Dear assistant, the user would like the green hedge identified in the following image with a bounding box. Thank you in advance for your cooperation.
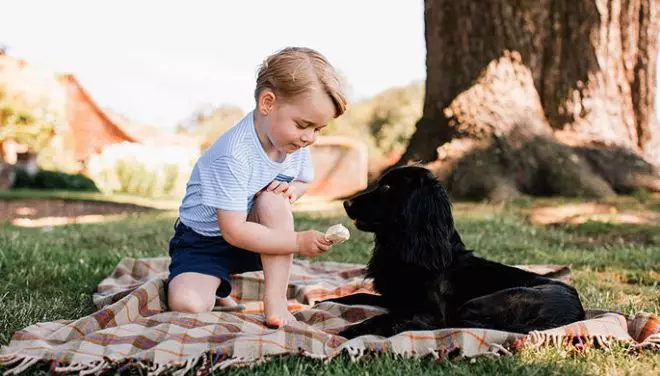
[11,169,99,191]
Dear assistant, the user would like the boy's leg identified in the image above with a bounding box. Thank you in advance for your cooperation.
[249,191,296,328]
[168,272,221,313]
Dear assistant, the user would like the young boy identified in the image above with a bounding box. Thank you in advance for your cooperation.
[167,47,348,328]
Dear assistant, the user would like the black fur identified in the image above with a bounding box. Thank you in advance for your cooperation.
[324,165,586,339]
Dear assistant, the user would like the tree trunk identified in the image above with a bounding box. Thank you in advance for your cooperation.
[0,142,16,190]
[399,0,660,201]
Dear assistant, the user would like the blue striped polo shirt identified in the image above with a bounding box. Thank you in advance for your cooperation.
[178,110,315,237]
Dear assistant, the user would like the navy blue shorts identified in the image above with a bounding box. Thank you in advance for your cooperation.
[167,218,262,297]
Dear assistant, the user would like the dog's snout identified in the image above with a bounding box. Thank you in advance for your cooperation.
[343,200,353,210]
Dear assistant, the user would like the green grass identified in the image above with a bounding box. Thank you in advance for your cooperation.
[0,189,181,210]
[1,195,659,375]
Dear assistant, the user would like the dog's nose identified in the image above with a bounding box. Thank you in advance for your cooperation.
[343,200,353,211]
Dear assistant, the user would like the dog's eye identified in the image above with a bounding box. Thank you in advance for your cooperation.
[380,184,391,193]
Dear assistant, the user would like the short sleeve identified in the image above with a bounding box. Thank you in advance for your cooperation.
[296,147,315,183]
[198,156,248,211]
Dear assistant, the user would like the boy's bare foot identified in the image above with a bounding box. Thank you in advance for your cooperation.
[264,297,296,328]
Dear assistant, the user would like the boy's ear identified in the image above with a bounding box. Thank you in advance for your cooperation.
[259,90,276,115]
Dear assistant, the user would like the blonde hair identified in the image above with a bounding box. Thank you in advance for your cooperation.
[254,47,348,117]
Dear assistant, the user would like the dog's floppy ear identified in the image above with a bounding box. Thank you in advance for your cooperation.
[401,179,455,271]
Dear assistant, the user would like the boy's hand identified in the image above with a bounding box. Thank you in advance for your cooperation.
[296,230,332,257]
[264,181,298,203]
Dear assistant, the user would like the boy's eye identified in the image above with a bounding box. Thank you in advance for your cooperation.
[296,122,306,129]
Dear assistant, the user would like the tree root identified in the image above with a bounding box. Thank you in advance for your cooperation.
[423,131,660,202]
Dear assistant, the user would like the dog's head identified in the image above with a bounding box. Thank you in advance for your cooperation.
[344,165,464,271]
[344,165,455,237]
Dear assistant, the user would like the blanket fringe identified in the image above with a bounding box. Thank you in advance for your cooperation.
[143,361,166,375]
[344,345,366,362]
[1,332,658,375]
[522,331,660,354]
[2,356,39,375]
[212,356,251,371]
[54,361,89,373]
[78,360,109,376]
[487,343,512,356]
[635,333,660,350]
[0,354,22,368]
[172,356,204,376]
[525,331,605,351]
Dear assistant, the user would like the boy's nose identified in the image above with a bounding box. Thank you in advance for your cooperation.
[301,131,317,144]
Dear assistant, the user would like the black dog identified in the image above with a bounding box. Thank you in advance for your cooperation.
[325,165,585,339]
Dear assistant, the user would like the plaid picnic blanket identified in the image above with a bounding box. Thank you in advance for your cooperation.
[1,257,658,375]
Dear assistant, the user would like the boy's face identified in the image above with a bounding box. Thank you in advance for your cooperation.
[264,86,336,153]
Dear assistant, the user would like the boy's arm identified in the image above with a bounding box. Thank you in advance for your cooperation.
[218,210,300,255]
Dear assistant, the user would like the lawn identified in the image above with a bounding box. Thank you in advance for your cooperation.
[0,189,181,210]
[0,194,659,375]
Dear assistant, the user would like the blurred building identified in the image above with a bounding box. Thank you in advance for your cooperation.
[0,54,198,172]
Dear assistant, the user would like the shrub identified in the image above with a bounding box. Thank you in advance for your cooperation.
[86,142,199,198]
[11,169,98,191]
[324,81,423,157]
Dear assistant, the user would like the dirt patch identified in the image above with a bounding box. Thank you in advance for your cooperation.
[527,203,660,226]
[526,202,660,246]
[0,199,158,227]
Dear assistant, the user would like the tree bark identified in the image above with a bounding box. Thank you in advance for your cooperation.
[399,0,660,200]
[0,142,16,190]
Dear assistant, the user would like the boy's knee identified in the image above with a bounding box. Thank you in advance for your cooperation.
[252,191,293,223]
[254,190,290,209]
[168,287,214,313]
[168,294,213,313]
